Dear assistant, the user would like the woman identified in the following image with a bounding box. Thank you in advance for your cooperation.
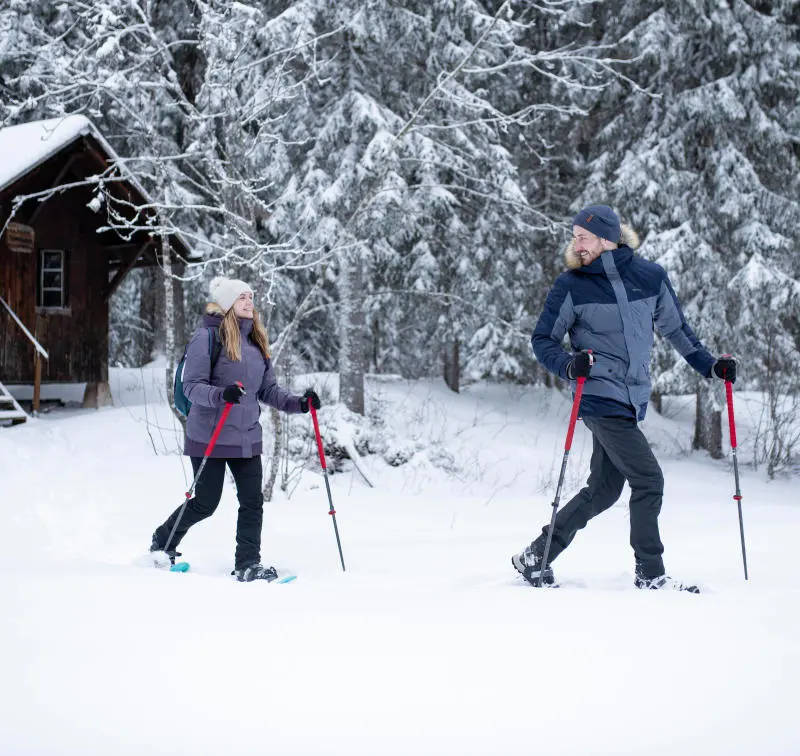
[150,277,321,582]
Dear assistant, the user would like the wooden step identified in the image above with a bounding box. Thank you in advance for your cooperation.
[0,380,28,425]
[0,409,27,419]
[0,411,27,426]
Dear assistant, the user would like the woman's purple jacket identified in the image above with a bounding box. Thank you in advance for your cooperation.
[183,312,302,458]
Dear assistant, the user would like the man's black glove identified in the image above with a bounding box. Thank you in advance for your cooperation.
[222,384,246,404]
[713,356,737,383]
[566,350,594,380]
[299,388,321,413]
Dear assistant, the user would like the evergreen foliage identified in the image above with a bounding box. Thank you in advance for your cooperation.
[1,1,797,458]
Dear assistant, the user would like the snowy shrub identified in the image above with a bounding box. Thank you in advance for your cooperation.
[382,441,419,468]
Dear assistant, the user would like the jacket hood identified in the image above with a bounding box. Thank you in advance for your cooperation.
[564,224,640,270]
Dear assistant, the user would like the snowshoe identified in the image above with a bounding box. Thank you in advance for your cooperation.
[512,551,556,587]
[634,575,700,594]
[234,563,279,583]
[150,533,182,567]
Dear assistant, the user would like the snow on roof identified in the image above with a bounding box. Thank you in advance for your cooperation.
[0,115,98,193]
[0,115,196,257]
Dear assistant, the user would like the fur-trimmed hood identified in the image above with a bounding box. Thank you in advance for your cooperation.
[205,302,226,316]
[564,224,641,270]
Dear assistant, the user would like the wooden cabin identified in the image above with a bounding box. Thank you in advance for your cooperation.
[0,116,194,420]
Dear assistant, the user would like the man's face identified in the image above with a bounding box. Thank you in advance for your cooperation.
[572,226,607,265]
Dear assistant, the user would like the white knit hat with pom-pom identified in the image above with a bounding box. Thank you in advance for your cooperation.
[209,277,253,312]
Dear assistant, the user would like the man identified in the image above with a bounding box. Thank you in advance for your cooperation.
[513,204,736,592]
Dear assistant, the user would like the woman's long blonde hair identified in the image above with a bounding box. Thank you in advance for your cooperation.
[208,303,270,361]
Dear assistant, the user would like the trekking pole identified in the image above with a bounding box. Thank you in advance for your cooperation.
[537,368,589,587]
[163,383,241,554]
[724,374,749,580]
[309,404,346,571]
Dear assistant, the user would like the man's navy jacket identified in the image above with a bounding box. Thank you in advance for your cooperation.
[532,242,716,421]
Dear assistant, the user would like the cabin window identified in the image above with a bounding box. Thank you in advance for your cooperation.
[38,249,67,309]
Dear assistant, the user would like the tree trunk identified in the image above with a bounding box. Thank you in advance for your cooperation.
[693,382,723,459]
[263,350,294,501]
[443,338,460,393]
[171,256,186,360]
[263,407,281,502]
[139,267,157,364]
[339,250,366,415]
[651,389,663,415]
[161,232,186,430]
[371,317,380,373]
[154,266,166,358]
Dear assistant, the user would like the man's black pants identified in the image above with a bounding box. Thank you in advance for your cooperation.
[531,415,665,579]
[154,456,264,570]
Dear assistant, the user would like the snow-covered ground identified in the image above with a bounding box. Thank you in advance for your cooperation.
[1,369,798,755]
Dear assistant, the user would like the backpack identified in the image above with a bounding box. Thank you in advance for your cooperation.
[174,327,223,417]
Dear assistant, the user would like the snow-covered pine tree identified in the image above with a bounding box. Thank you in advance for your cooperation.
[260,0,626,408]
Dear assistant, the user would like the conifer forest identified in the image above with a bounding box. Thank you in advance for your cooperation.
[2,0,798,473]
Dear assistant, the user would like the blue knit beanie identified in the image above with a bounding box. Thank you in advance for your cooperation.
[572,204,621,243]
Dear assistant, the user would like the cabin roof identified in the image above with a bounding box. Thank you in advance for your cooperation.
[0,115,197,259]
[0,116,107,194]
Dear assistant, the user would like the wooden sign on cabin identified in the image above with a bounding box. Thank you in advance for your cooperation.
[4,222,35,254]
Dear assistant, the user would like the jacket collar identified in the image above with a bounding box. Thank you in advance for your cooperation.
[579,245,633,276]
[201,312,254,337]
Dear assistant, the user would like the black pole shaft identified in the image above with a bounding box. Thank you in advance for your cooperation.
[536,373,587,587]
[163,455,209,554]
[163,401,234,554]
[537,451,571,587]
[725,378,748,581]
[310,406,346,571]
[323,473,346,571]
[731,446,748,580]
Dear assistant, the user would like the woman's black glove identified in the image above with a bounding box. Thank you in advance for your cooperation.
[222,384,246,404]
[299,388,321,413]
[713,356,737,383]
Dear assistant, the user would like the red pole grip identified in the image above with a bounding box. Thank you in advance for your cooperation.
[564,376,585,451]
[564,349,591,451]
[205,381,242,457]
[206,402,233,457]
[310,405,327,471]
[725,380,737,450]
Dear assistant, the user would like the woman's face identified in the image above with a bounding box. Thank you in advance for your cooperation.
[232,291,254,319]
